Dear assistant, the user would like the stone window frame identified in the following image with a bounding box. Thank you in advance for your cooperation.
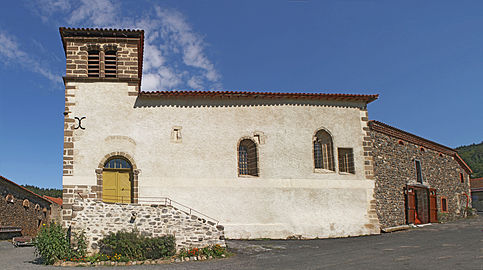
[414,159,424,184]
[459,172,464,183]
[338,147,355,174]
[237,137,260,177]
[22,199,30,208]
[5,194,14,203]
[313,128,336,173]
[96,152,140,204]
[440,196,448,213]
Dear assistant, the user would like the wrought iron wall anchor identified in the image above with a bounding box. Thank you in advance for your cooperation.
[74,117,86,130]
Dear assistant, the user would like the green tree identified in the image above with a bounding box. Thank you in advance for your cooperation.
[456,141,483,178]
[22,185,62,198]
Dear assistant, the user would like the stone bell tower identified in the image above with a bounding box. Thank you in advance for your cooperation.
[59,27,144,225]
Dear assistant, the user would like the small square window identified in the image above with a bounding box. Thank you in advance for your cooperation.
[171,126,182,143]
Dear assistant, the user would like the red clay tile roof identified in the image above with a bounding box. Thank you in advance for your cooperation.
[59,27,145,87]
[139,90,379,103]
[368,120,472,174]
[0,176,53,204]
[43,196,63,206]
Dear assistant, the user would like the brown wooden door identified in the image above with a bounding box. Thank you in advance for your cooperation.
[429,188,438,223]
[416,188,429,224]
[406,187,416,224]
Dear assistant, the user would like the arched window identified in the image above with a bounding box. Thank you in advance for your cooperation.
[87,50,100,77]
[104,158,131,169]
[314,129,335,171]
[5,194,14,203]
[104,50,117,78]
[238,139,258,176]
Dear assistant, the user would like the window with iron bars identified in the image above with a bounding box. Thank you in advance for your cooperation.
[238,139,258,176]
[338,148,355,174]
[314,130,335,171]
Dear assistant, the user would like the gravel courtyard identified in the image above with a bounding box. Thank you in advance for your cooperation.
[1,215,481,270]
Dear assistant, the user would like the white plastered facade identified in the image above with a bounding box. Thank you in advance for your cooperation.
[63,81,380,239]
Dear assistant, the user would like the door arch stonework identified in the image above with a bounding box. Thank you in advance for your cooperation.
[95,152,139,203]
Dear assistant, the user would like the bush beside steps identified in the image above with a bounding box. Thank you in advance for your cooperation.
[34,223,229,266]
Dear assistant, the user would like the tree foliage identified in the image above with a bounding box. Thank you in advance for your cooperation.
[22,185,62,198]
[456,141,483,178]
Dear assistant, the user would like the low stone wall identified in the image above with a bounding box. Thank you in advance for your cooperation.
[69,199,225,252]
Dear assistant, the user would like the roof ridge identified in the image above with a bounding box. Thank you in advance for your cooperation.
[368,120,455,152]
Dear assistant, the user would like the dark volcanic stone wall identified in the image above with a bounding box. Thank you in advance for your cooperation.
[0,180,51,237]
[371,131,471,228]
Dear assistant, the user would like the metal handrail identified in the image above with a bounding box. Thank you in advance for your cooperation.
[87,195,220,225]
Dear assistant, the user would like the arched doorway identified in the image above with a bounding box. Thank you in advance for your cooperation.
[102,157,133,203]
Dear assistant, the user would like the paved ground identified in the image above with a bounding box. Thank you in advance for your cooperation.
[1,215,482,270]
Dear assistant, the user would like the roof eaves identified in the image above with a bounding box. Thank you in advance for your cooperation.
[368,120,456,153]
[454,153,473,174]
[0,176,53,205]
[138,90,379,103]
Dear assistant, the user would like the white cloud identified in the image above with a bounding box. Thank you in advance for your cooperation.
[67,0,119,26]
[33,0,71,22]
[32,0,222,91]
[187,76,203,89]
[0,31,61,83]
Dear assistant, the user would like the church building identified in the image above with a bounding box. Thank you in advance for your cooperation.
[59,27,381,242]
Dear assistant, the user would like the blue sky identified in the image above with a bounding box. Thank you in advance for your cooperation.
[0,0,482,188]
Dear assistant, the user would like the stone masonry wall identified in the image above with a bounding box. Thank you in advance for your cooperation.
[371,131,471,228]
[69,199,225,252]
[62,185,97,227]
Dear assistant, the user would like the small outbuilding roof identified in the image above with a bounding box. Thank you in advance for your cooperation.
[43,196,63,206]
[0,176,53,205]
[368,120,472,174]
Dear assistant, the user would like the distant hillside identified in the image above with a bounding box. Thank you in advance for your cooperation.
[22,185,62,198]
[456,141,483,179]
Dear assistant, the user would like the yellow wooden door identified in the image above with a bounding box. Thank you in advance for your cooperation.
[102,171,131,203]
[118,172,131,203]
[103,171,117,203]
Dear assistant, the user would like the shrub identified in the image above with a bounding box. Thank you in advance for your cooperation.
[34,223,87,265]
[212,244,226,257]
[99,230,176,260]
[178,244,228,258]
